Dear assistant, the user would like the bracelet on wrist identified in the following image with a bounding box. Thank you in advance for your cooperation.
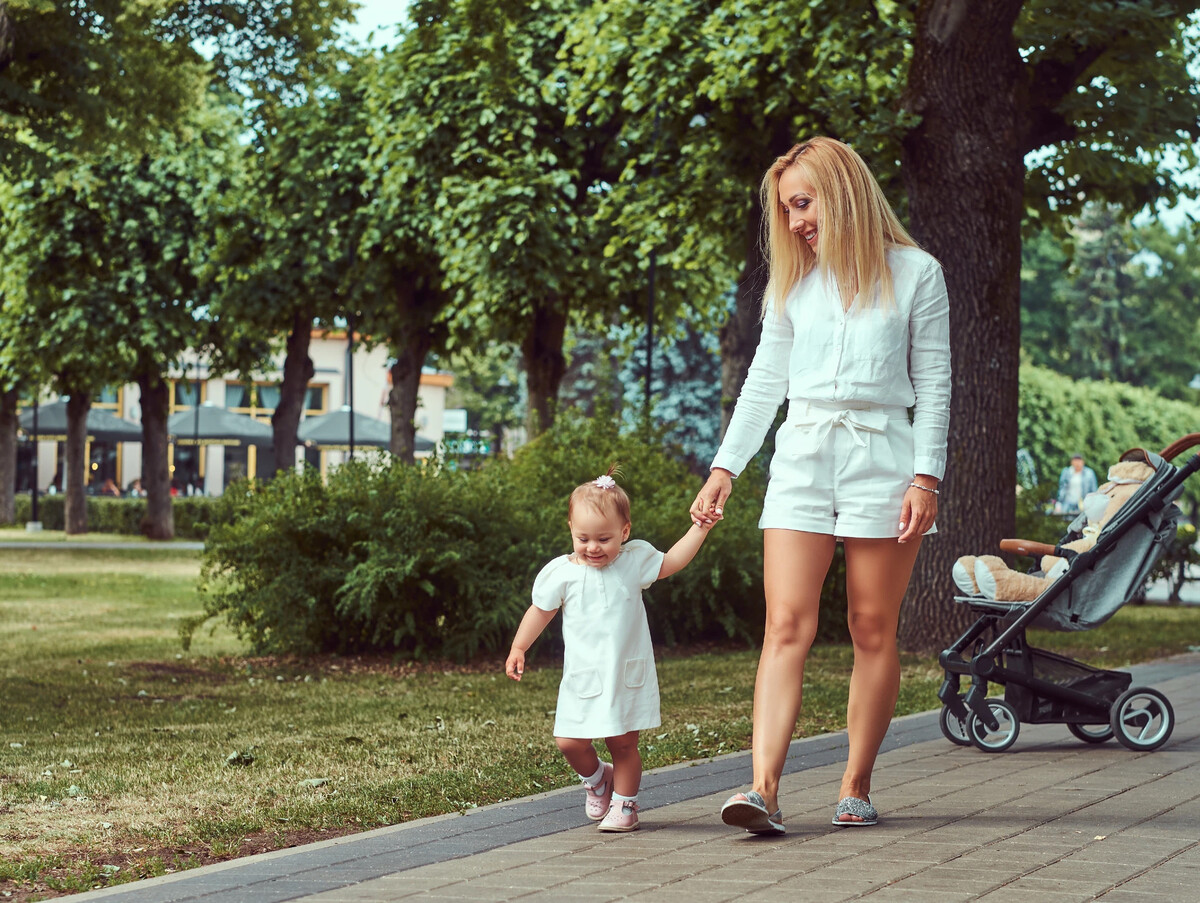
[908,481,940,495]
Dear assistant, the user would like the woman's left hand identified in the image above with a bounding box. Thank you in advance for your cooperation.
[898,477,939,543]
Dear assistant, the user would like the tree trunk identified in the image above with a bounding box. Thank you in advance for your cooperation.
[897,0,1025,653]
[64,392,90,535]
[272,309,315,474]
[389,335,432,465]
[137,372,174,540]
[522,298,567,437]
[0,2,13,75]
[0,386,16,524]
[718,195,768,435]
[386,272,446,464]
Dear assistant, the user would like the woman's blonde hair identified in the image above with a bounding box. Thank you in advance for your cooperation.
[760,137,918,317]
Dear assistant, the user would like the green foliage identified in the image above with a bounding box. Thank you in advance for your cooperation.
[1017,364,1200,508]
[1148,522,1200,602]
[0,0,357,173]
[1022,212,1200,400]
[192,465,533,660]
[11,495,218,539]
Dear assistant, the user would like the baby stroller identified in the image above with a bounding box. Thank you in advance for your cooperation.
[937,434,1200,753]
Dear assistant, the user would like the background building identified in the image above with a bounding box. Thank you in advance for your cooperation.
[18,331,453,496]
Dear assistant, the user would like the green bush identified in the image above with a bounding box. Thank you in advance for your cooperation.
[190,465,532,660]
[12,494,219,539]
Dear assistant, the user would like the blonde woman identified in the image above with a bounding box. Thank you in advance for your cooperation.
[690,137,950,833]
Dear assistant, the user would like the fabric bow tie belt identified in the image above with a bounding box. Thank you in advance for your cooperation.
[791,408,892,456]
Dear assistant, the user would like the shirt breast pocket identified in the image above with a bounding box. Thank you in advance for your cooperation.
[848,310,906,387]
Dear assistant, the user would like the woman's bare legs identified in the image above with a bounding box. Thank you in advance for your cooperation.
[749,529,837,813]
[835,536,922,822]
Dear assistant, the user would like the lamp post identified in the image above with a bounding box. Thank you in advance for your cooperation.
[346,311,356,460]
[192,362,202,494]
[27,396,41,531]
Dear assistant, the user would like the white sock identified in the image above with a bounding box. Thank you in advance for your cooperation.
[612,792,637,807]
[581,762,606,788]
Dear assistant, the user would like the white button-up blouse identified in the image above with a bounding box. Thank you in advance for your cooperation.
[711,245,951,480]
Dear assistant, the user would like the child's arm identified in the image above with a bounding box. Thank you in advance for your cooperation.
[658,521,715,580]
[505,605,558,681]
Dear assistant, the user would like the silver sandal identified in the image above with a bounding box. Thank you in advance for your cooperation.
[831,794,877,826]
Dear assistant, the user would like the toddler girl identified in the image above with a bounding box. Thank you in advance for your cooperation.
[505,467,715,832]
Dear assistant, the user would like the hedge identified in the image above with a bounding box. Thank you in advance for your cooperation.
[11,494,219,540]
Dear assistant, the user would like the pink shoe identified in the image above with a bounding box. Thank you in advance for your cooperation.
[598,799,639,832]
[584,762,614,821]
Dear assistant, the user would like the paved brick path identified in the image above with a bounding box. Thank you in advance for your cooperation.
[67,655,1200,903]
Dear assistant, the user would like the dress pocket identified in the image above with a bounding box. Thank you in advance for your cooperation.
[623,659,647,689]
[566,668,603,699]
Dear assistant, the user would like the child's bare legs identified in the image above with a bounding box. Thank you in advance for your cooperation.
[603,730,641,796]
[556,736,603,780]
[553,733,641,795]
[750,530,836,813]
[836,536,922,821]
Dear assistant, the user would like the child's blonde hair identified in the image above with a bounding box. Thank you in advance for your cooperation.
[760,136,919,318]
[568,463,631,525]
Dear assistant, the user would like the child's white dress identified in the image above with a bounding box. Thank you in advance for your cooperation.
[532,539,665,739]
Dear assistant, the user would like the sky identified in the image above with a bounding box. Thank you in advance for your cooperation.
[340,0,409,47]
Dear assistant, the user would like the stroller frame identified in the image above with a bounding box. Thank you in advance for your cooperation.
[937,435,1200,753]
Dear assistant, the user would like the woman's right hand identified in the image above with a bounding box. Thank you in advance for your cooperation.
[691,468,733,526]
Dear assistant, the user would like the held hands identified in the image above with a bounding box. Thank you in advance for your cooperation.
[898,477,939,543]
[691,468,733,527]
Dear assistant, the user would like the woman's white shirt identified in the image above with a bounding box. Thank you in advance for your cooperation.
[711,246,951,480]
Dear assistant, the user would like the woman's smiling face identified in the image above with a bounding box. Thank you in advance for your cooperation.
[778,166,819,251]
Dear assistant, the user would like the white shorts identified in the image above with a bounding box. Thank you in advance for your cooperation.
[759,400,936,539]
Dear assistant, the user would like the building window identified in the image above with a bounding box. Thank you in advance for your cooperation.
[226,382,327,420]
[171,379,206,411]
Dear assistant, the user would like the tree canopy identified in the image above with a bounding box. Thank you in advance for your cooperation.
[0,0,356,172]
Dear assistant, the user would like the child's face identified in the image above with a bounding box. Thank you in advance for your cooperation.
[569,505,631,568]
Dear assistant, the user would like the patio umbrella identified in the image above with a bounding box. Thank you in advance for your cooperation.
[18,400,142,442]
[298,406,433,452]
[167,403,273,446]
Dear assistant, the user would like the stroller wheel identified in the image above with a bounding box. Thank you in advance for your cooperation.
[968,698,1020,752]
[1067,722,1113,744]
[939,705,972,746]
[1110,687,1174,751]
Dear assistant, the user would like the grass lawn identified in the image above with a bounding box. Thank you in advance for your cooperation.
[1,547,1197,900]
[0,527,198,545]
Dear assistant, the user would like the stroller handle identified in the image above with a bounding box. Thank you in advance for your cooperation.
[1160,433,1200,461]
[999,538,1056,558]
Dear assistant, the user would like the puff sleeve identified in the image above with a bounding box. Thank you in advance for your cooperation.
[620,539,666,590]
[531,557,572,612]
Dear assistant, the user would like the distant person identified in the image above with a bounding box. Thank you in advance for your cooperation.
[100,478,121,497]
[505,466,716,833]
[126,478,146,498]
[1056,453,1098,514]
